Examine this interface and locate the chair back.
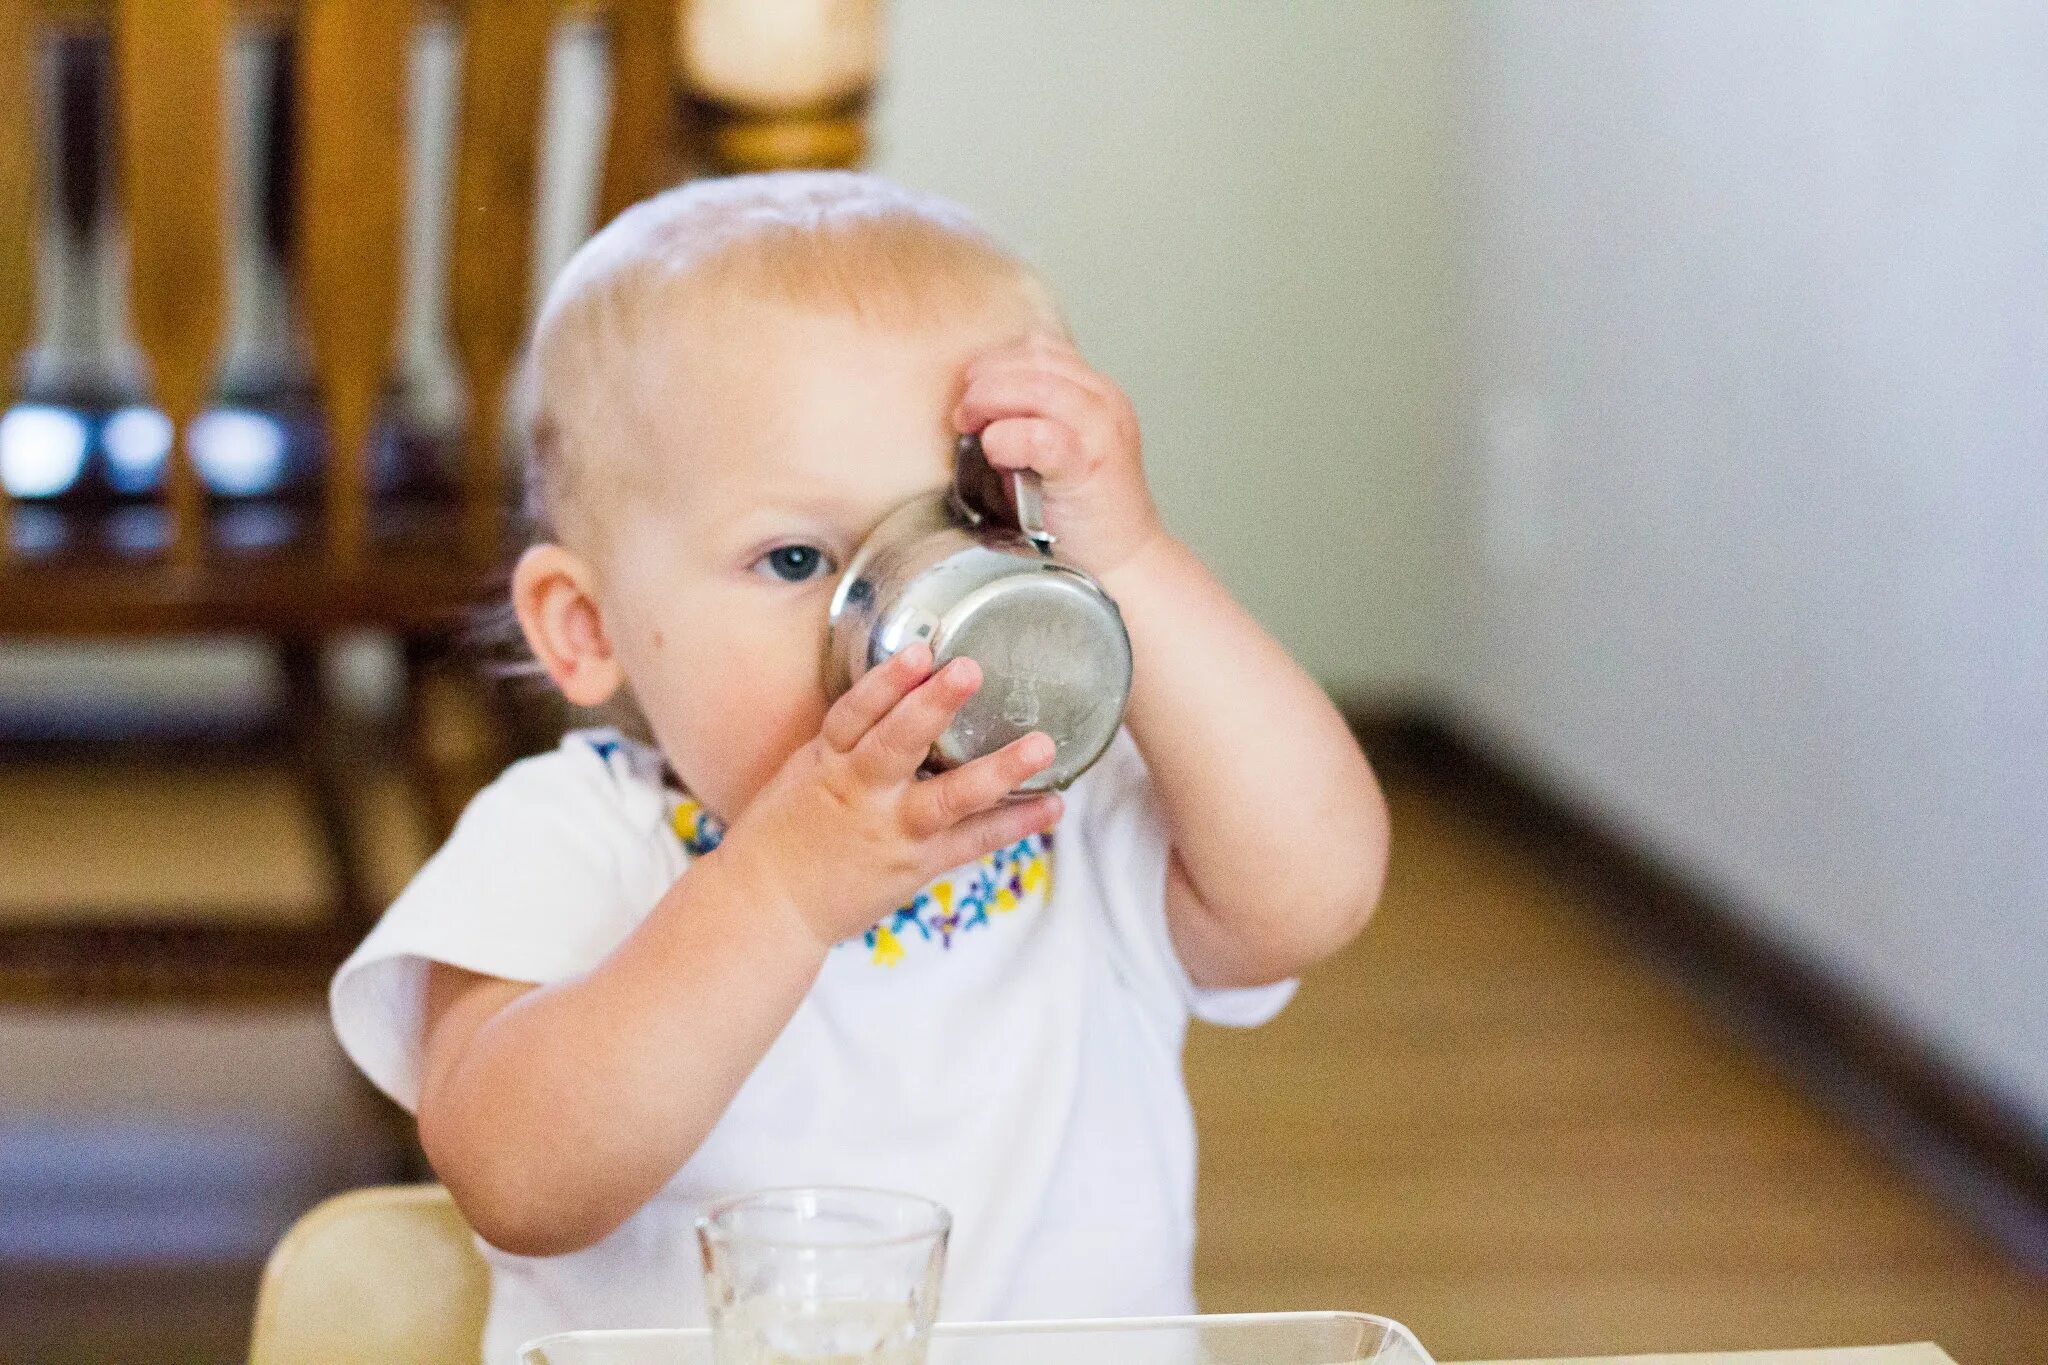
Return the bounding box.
[248,1182,490,1365]
[0,0,689,579]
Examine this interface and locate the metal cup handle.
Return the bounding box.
[951,432,1056,556]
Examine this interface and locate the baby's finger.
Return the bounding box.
[849,656,982,783]
[953,366,1101,439]
[901,732,1057,838]
[927,792,1065,873]
[976,416,1084,481]
[964,332,1098,394]
[821,643,933,753]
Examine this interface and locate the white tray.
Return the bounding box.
[521,1311,1435,1364]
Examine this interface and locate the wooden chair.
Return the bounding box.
[0,0,878,998]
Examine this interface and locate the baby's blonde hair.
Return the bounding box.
[515,170,1066,548]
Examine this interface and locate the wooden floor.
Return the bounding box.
[1186,762,2048,1363]
[1,744,2042,1362]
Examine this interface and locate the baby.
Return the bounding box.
[331,170,1390,1362]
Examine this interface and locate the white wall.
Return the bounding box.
[870,0,1457,695]
[1446,1,2048,1129]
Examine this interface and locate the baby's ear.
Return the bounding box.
[510,543,623,707]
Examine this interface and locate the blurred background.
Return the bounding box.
[0,1,2043,1361]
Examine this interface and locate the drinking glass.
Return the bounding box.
[697,1187,950,1365]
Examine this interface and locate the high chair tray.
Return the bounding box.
[520,1310,1434,1363]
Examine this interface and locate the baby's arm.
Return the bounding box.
[416,855,825,1257]
[1099,539,1389,988]
[413,646,1061,1257]
[957,335,1389,991]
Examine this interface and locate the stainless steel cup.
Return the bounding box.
[825,434,1132,793]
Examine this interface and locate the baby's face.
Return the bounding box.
[590,292,1048,822]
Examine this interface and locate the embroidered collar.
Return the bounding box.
[651,759,1053,968]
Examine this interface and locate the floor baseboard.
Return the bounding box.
[1343,701,2048,1260]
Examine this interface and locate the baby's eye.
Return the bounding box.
[752,544,837,583]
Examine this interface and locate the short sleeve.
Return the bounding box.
[329,732,676,1112]
[1064,729,1297,1032]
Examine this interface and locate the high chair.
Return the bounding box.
[248,1183,488,1365]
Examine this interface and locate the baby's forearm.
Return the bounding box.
[417,844,830,1257]
[1100,534,1389,986]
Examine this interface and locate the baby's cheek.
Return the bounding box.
[638,602,832,814]
[703,671,828,812]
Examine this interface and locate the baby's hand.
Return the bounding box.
[714,643,1063,951]
[953,332,1167,581]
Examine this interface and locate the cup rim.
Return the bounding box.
[695,1185,953,1250]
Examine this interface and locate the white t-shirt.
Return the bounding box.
[330,726,1294,1364]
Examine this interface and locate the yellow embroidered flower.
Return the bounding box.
[669,796,724,856]
[870,924,906,967]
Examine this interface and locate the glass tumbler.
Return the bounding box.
[696,1187,951,1365]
